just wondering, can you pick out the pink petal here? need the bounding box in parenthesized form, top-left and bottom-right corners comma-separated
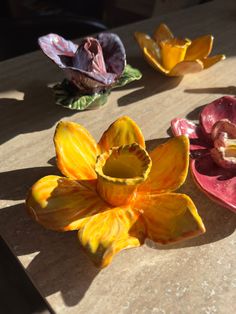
(38, 33, 78, 68)
(191, 156, 236, 213)
(171, 118, 209, 154)
(200, 96, 236, 138)
(171, 118, 198, 138)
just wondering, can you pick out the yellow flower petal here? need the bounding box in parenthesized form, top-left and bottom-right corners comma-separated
(185, 35, 213, 61)
(143, 47, 168, 74)
(134, 32, 160, 61)
(201, 54, 226, 69)
(160, 38, 191, 71)
(54, 121, 98, 180)
(153, 23, 174, 44)
(78, 206, 145, 268)
(139, 136, 189, 193)
(169, 59, 203, 76)
(26, 175, 109, 231)
(134, 193, 205, 244)
(98, 116, 145, 152)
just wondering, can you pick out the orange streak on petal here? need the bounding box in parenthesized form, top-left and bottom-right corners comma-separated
(26, 175, 109, 231)
(78, 206, 145, 268)
(54, 121, 98, 180)
(134, 193, 205, 244)
(139, 135, 189, 194)
(98, 116, 145, 152)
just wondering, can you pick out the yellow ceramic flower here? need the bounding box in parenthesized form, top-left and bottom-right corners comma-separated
(26, 117, 205, 268)
(135, 23, 225, 76)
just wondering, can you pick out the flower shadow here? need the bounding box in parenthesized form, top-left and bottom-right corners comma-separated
(117, 56, 183, 107)
(0, 80, 76, 145)
(0, 164, 99, 307)
(184, 86, 236, 96)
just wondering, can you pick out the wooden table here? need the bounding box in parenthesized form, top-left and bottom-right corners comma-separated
(1, 0, 236, 313)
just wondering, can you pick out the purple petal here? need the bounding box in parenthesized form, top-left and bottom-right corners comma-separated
(62, 37, 117, 87)
(97, 32, 126, 76)
(73, 37, 107, 73)
(38, 33, 78, 68)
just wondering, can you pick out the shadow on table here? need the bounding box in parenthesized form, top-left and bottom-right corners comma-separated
(184, 86, 236, 95)
(0, 80, 77, 145)
(117, 56, 183, 107)
(0, 137, 235, 307)
(0, 67, 182, 145)
(0, 203, 98, 307)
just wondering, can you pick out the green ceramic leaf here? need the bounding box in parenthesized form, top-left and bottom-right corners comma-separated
(113, 64, 142, 88)
(52, 64, 142, 110)
(53, 80, 110, 110)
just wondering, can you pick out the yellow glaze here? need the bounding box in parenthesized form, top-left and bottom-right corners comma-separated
(98, 116, 145, 152)
(160, 38, 191, 71)
(134, 193, 205, 244)
(26, 118, 205, 268)
(135, 23, 225, 76)
(95, 143, 152, 206)
(78, 206, 143, 268)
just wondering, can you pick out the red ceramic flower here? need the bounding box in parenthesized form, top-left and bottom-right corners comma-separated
(171, 96, 236, 213)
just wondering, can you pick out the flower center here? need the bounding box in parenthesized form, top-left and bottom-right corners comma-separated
(210, 119, 236, 169)
(159, 38, 191, 71)
(95, 143, 152, 206)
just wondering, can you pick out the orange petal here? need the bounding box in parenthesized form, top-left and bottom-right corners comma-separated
(139, 136, 189, 193)
(26, 175, 109, 231)
(54, 121, 98, 180)
(201, 54, 225, 69)
(98, 116, 145, 152)
(78, 206, 145, 268)
(169, 59, 203, 76)
(185, 35, 213, 61)
(143, 47, 168, 74)
(153, 23, 174, 44)
(134, 32, 161, 61)
(134, 193, 205, 244)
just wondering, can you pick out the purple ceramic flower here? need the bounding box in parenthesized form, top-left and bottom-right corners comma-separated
(38, 33, 126, 93)
(171, 96, 236, 213)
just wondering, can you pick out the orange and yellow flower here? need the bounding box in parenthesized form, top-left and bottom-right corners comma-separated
(135, 23, 225, 76)
(26, 117, 205, 268)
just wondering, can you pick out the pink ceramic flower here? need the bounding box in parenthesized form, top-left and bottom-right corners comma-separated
(171, 96, 236, 212)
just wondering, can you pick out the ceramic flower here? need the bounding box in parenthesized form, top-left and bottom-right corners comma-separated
(135, 23, 225, 76)
(38, 33, 142, 110)
(26, 117, 205, 268)
(171, 96, 236, 212)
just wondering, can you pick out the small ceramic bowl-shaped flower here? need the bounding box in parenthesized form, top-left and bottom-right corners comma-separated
(135, 23, 225, 76)
(39, 33, 142, 110)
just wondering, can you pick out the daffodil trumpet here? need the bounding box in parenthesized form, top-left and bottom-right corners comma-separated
(26, 117, 205, 268)
(135, 23, 225, 76)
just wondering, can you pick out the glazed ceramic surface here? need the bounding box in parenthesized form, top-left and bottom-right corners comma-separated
(171, 96, 236, 212)
(135, 23, 225, 76)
